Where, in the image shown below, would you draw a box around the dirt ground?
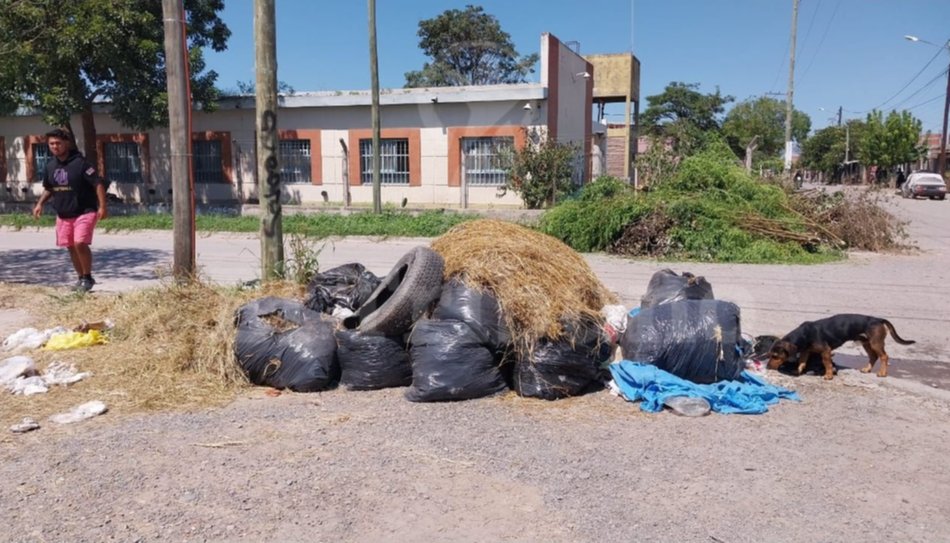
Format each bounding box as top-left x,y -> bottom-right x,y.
2,186 -> 950,542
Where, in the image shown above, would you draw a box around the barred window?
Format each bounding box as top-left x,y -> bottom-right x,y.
103,142 -> 143,183
359,138 -> 409,185
32,143 -> 51,182
279,139 -> 311,184
461,137 -> 513,186
192,140 -> 224,183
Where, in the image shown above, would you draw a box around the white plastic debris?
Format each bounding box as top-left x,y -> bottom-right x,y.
49,400 -> 108,424
601,304 -> 629,344
3,360 -> 91,395
331,306 -> 356,320
2,326 -> 69,354
0,356 -> 37,386
10,417 -> 40,433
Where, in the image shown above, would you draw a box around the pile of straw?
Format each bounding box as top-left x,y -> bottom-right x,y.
0,280 -> 302,425
431,219 -> 616,356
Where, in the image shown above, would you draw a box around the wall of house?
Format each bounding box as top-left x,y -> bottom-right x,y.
0,32 -> 596,208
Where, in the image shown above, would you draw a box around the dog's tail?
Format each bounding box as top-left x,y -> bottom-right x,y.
882,319 -> 915,345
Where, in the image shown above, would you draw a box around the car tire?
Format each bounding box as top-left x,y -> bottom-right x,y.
343,246 -> 445,336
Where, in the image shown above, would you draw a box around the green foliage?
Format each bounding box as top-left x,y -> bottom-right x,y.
540,138 -> 840,263
404,5 -> 538,87
278,234 -> 323,285
858,109 -> 925,170
506,134 -> 579,209
722,96 -> 811,165
0,0 -> 229,144
799,125 -> 847,174
636,137 -> 680,187
539,178 -> 649,252
639,82 -> 734,155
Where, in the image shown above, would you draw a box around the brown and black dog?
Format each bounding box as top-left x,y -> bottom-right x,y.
767,314 -> 915,380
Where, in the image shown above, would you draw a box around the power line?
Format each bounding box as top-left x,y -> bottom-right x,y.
797,0 -> 822,63
799,0 -> 839,81
905,93 -> 945,111
890,67 -> 948,110
854,46 -> 944,113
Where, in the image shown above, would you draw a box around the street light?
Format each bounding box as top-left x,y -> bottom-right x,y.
905,34 -> 950,178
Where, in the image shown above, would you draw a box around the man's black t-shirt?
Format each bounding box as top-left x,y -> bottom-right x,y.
43,151 -> 102,218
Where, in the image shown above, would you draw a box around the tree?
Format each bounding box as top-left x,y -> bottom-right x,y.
232,79 -> 295,96
404,5 -> 538,87
799,125 -> 846,175
0,0 -> 229,163
639,82 -> 734,155
722,96 -> 810,166
505,130 -> 578,209
858,109 -> 925,172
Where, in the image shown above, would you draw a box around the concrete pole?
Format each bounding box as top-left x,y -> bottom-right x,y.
161,0 -> 195,280
784,0 -> 799,174
368,0 -> 382,213
939,58 -> 949,178
255,0 -> 284,280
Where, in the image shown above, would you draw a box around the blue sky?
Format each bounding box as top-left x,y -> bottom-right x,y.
206,0 -> 950,133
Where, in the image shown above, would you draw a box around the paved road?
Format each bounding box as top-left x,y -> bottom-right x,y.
2,185 -> 948,389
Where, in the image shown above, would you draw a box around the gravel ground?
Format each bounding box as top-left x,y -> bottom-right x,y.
2,186 -> 950,542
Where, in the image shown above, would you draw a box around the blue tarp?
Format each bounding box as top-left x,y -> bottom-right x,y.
609,361 -> 800,415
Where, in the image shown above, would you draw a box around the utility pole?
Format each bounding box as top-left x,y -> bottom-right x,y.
783,0 -> 799,174
368,0 -> 382,213
161,0 -> 195,280
255,0 -> 283,280
939,56 -> 949,178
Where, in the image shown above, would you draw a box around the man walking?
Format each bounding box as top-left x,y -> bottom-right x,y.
32,128 -> 108,292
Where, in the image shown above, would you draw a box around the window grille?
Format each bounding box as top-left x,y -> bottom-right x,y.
103,142 -> 143,183
461,137 -> 513,186
32,143 -> 51,182
192,140 -> 224,183
359,138 -> 409,185
279,139 -> 311,184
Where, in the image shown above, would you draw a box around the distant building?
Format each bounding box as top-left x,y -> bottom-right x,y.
0,33 -> 641,209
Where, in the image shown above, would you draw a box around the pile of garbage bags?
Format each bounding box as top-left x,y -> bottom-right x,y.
234,246 -> 613,401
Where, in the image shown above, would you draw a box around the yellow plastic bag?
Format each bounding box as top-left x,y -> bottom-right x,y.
44,330 -> 108,350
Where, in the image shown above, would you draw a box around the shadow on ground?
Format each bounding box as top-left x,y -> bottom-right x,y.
0,248 -> 170,285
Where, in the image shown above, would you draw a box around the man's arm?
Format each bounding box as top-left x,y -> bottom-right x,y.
96,183 -> 108,221
32,191 -> 52,220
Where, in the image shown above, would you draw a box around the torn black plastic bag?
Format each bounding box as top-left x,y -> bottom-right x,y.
405,319 -> 506,402
431,278 -> 510,350
335,329 -> 411,390
234,297 -> 339,391
304,263 -> 381,314
513,319 -> 613,401
620,299 -> 743,384
640,269 -> 714,309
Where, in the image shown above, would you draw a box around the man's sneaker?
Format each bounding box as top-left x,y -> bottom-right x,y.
71,278 -> 85,292
77,277 -> 96,293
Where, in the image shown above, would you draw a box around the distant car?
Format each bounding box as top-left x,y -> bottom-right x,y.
901,172 -> 947,200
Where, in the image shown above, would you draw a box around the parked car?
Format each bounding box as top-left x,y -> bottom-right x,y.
901,172 -> 947,200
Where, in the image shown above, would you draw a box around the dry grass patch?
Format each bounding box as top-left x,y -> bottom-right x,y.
0,280 -> 304,427
431,219 -> 617,356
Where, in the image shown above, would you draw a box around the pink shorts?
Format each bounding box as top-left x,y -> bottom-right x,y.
55,212 -> 98,248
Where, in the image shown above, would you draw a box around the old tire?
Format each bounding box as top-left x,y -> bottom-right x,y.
343,246 -> 444,336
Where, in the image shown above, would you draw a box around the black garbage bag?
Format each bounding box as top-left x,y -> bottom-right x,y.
640,269 -> 714,309
405,319 -> 507,402
513,318 -> 613,401
335,329 -> 411,390
619,299 -> 743,384
234,297 -> 339,391
431,278 -> 510,350
304,263 -> 381,314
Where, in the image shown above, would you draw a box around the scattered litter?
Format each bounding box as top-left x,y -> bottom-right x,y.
602,304 -> 628,343
49,400 -> 108,424
44,330 -> 108,351
609,361 -> 800,415
2,327 -> 69,354
192,440 -> 249,448
8,362 -> 92,395
9,417 -> 40,434
73,319 -> 114,333
663,396 -> 712,417
0,356 -> 37,385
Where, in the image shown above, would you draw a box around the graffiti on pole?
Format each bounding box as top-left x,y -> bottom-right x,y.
260,109 -> 281,235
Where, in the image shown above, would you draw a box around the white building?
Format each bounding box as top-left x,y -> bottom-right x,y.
1,33 -> 600,209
